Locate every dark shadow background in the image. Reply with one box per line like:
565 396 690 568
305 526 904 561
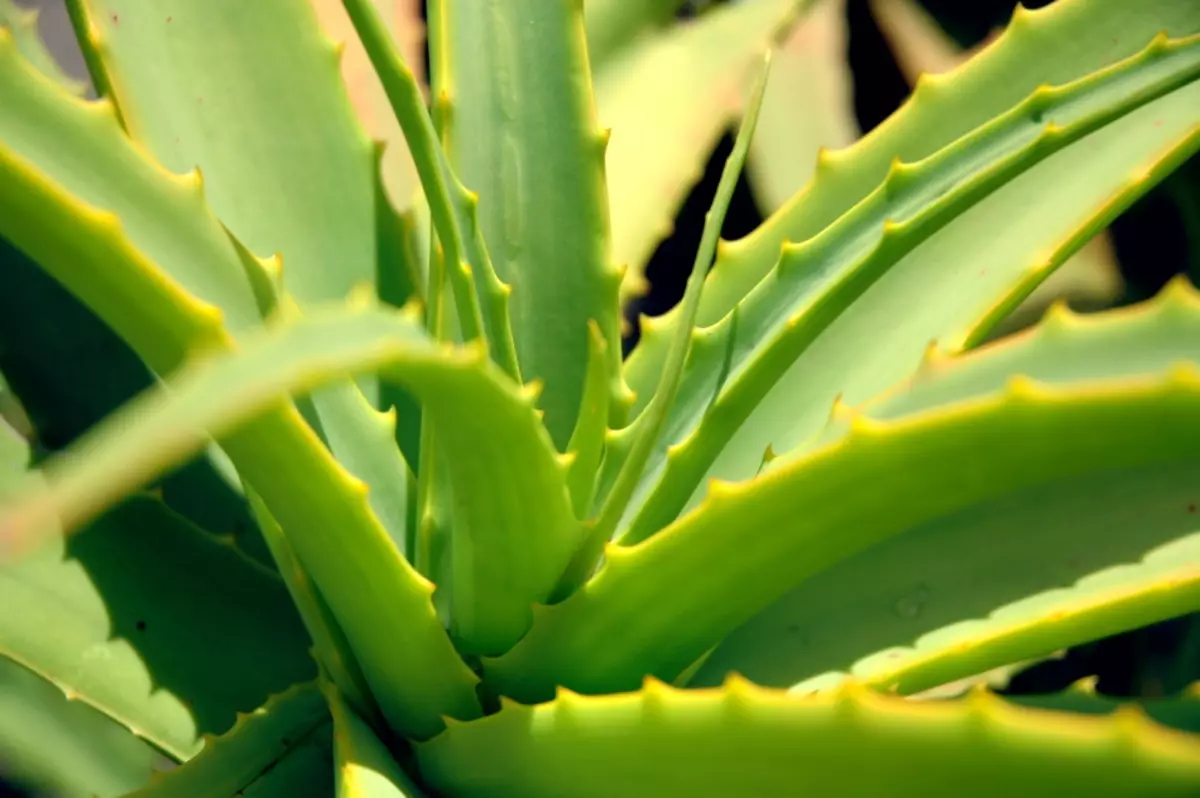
3 0 1199 793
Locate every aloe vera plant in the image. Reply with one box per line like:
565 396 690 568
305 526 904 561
2 0 1200 794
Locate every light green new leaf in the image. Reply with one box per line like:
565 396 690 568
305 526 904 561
328 684 427 797
419 678 1200 797
434 0 625 447
624 0 1200 410
746 0 858 214
126 683 332 798
0 651 155 798
596 0 803 304
692 280 1200 691
613 30 1200 547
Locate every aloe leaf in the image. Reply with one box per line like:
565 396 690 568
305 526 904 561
125 683 332 798
0 652 155 798
684 281 1200 692
0 493 315 759
0 234 266 561
487 362 1200 702
565 322 611 520
0 25 257 363
418 677 1200 797
623 0 1200 411
560 52 771 594
869 0 1124 335
245 490 379 727
0 305 576 716
342 0 520 378
596 0 802 304
328 684 427 797
613 31 1200 547
1001 680 1200 733
746 0 858 214
70 0 376 309
583 0 686 67
0 0 85 94
433 0 625 447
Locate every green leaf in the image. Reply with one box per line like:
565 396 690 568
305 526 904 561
596 0 802 304
0 0 85 94
328 684 427 797
342 0 520 378
125 682 332 798
0 24 257 368
72 0 375 309
0 498 315 760
683 280 1200 693
613 29 1200 548
565 322 611 520
433 0 625 447
245 490 380 728
0 656 155 798
560 51 771 595
0 234 267 561
746 0 858 214
867 0 1124 336
623 0 1200 411
417 677 1200 797
486 362 1200 703
0 305 578 725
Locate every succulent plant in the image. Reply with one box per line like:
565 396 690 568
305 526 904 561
2 0 1200 795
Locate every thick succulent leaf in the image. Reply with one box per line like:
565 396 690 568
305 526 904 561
0 26 478 738
0 25 257 365
868 0 1123 336
419 677 1200 797
487 363 1200 702
245 490 379 727
0 646 155 798
611 30 1200 547
565 322 611 519
0 306 576 721
434 0 625 447
344 0 519 378
596 0 801 303
1002 680 1200 733
685 263 1200 697
73 0 425 547
126 683 332 798
0 0 85 94
746 0 858 214
73 0 375 308
565 55 770 593
623 0 1200 410
0 498 315 760
583 0 686 67
0 235 266 560
328 684 427 797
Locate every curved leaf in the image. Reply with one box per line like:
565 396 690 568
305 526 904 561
419 677 1200 797
126 683 332 797
434 0 625 446
611 31 1200 547
486 364 1200 703
623 0 1200 409
328 684 426 797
